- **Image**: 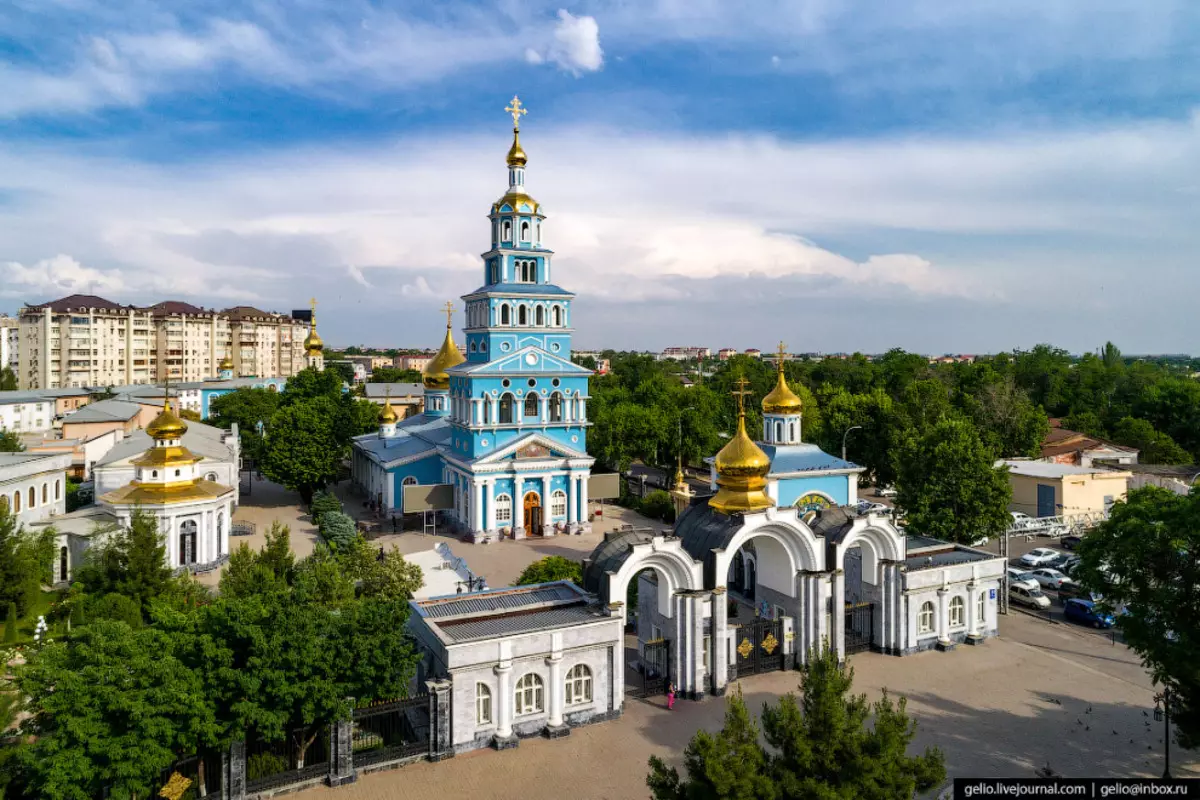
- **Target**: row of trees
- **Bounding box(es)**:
[0,512,425,800]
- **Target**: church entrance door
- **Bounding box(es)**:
[524,492,542,535]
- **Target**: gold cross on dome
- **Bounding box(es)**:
[442,301,456,327]
[731,375,752,415]
[505,95,528,130]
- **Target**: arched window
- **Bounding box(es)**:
[55,479,61,500]
[549,393,563,422]
[518,305,528,326]
[482,397,492,424]
[403,476,418,487]
[949,596,965,628]
[918,601,935,634]
[552,306,562,326]
[41,483,47,504]
[476,683,492,725]
[28,487,35,508]
[500,305,510,326]
[179,519,198,566]
[503,220,512,241]
[499,393,514,424]
[59,546,69,582]
[206,472,218,482]
[217,513,223,541]
[514,673,544,715]
[495,493,512,524]
[789,422,797,440]
[535,305,544,326]
[775,421,783,441]
[12,492,20,512]
[976,591,985,627]
[551,490,567,518]
[481,341,488,353]
[520,221,530,241]
[470,341,477,353]
[524,393,539,419]
[565,664,592,705]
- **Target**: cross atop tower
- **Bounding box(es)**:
[442,301,456,327]
[505,95,528,130]
[776,341,787,373]
[732,375,752,416]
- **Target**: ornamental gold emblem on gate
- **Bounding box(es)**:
[737,637,754,659]
[159,772,192,800]
[761,632,779,655]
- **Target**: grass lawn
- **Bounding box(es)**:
[0,590,64,645]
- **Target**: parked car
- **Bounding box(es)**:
[1044,552,1074,570]
[1060,556,1082,577]
[1010,584,1051,609]
[1057,582,1100,604]
[1060,534,1083,550]
[1006,567,1040,592]
[1019,547,1063,568]
[1029,568,1074,590]
[858,501,891,516]
[1010,512,1035,529]
[1063,598,1116,629]
[875,486,898,498]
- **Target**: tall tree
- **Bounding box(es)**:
[514,556,583,586]
[966,375,1049,458]
[279,367,344,407]
[1109,417,1191,464]
[0,499,56,617]
[261,395,346,503]
[895,418,1012,544]
[0,430,23,453]
[0,367,16,391]
[208,387,281,462]
[1076,487,1200,749]
[71,510,173,620]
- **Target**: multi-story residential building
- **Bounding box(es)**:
[0,315,18,375]
[393,352,435,371]
[16,295,309,389]
[659,346,711,361]
[717,347,738,360]
[344,354,394,373]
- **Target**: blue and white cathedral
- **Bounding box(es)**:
[351,97,595,542]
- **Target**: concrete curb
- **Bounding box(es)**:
[1008,606,1061,625]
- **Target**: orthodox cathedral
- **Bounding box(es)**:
[351,98,595,542]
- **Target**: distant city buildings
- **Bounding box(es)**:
[394,352,435,372]
[659,346,711,361]
[15,294,309,390]
[0,315,18,374]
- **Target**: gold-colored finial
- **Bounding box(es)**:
[442,301,456,328]
[732,376,752,416]
[422,301,467,391]
[776,341,787,371]
[505,95,528,130]
[709,374,773,515]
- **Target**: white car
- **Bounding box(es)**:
[875,486,898,498]
[858,502,891,516]
[1006,567,1039,591]
[1010,512,1035,529]
[1020,547,1062,568]
[1029,568,1073,590]
[1009,584,1051,609]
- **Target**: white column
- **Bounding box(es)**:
[937,587,950,645]
[472,480,484,534]
[690,594,705,698]
[966,582,977,637]
[546,653,564,727]
[832,568,846,661]
[485,479,496,531]
[495,662,514,739]
[712,587,728,694]
[878,561,891,653]
[579,473,589,524]
[540,395,548,423]
[578,398,586,421]
[891,565,903,652]
[542,475,553,533]
[513,479,525,532]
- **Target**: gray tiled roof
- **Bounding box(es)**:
[64,399,142,423]
[95,420,232,466]
[435,604,604,643]
[420,581,582,620]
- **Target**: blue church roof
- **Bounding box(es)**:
[464,283,574,297]
[354,413,451,465]
[760,443,860,475]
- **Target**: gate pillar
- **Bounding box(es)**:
[426,679,456,760]
[710,587,728,696]
[780,616,796,671]
[328,705,356,787]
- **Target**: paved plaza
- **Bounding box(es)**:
[223,480,1198,798]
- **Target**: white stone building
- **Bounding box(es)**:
[0,452,70,526]
[0,391,54,434]
[407,582,623,753]
[405,543,488,599]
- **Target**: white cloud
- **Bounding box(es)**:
[546,10,603,74]
[0,255,128,298]
[524,48,544,65]
[770,55,781,68]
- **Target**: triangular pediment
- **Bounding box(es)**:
[454,346,592,376]
[476,432,588,464]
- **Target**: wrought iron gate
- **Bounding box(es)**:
[734,618,783,676]
[844,601,875,654]
[351,695,431,768]
[631,638,671,698]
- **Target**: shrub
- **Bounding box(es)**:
[87,593,144,629]
[309,490,343,527]
[320,511,357,551]
[3,603,16,643]
[247,751,289,781]
[638,490,675,523]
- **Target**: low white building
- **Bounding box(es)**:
[900,536,1004,653]
[407,582,623,753]
[0,452,70,525]
[405,543,487,599]
[91,419,240,498]
[0,391,54,434]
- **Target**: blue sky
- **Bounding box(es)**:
[1,0,1198,353]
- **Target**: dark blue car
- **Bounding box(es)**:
[1062,598,1115,629]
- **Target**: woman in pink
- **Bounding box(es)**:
[667,682,676,710]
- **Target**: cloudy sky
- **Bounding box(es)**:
[1,1,1197,354]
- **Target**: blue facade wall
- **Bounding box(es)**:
[774,474,851,508]
[391,455,448,512]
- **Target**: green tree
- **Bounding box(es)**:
[514,556,583,586]
[896,418,1012,544]
[2,603,15,644]
[208,387,281,462]
[0,431,22,453]
[1061,410,1107,438]
[0,500,56,617]
[280,367,344,407]
[368,367,422,383]
[14,620,216,800]
[1109,417,1192,464]
[319,511,357,551]
[639,490,675,523]
[818,388,907,487]
[648,688,775,800]
[338,537,424,601]
[70,510,173,620]
[1076,487,1200,748]
[967,376,1049,458]
[308,489,343,527]
[0,367,16,391]
[261,396,345,503]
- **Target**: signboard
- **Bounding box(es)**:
[588,472,621,501]
[402,483,454,512]
[989,588,996,600]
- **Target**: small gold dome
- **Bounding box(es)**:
[507,129,527,168]
[762,368,803,415]
[379,396,399,425]
[422,322,466,391]
[492,190,540,215]
[218,355,234,372]
[147,398,188,441]
[710,382,774,515]
[304,327,324,357]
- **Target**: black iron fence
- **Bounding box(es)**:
[157,749,223,798]
[230,521,256,537]
[244,726,330,794]
[351,695,431,768]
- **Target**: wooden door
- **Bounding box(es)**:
[524,492,542,534]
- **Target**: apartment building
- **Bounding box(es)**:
[0,315,18,375]
[659,346,711,361]
[17,295,310,389]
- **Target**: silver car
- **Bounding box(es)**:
[1010,584,1051,609]
[1029,568,1073,590]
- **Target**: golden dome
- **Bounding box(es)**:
[709,380,773,515]
[421,312,466,391]
[507,129,527,168]
[379,394,399,425]
[492,190,540,215]
[218,355,234,372]
[762,364,802,416]
[146,397,188,441]
[304,327,324,357]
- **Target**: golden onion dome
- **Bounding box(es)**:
[218,354,234,372]
[762,366,803,415]
[709,382,774,515]
[421,322,466,391]
[507,129,527,168]
[303,326,324,356]
[379,395,399,425]
[492,190,540,215]
[146,398,188,441]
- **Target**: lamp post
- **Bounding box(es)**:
[842,425,863,463]
[1155,687,1173,779]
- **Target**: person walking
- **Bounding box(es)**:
[667,682,676,710]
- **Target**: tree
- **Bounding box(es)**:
[261,396,345,503]
[1109,417,1192,465]
[308,489,343,527]
[639,490,675,523]
[368,367,422,383]
[648,688,775,800]
[1076,487,1200,748]
[967,376,1049,458]
[0,367,16,391]
[895,418,1012,544]
[319,511,357,551]
[0,431,22,453]
[70,510,173,620]
[208,387,281,463]
[280,367,344,407]
[179,408,202,422]
[338,537,424,601]
[514,556,583,586]
[2,603,16,644]
[0,500,55,617]
[648,648,945,800]
[13,620,216,800]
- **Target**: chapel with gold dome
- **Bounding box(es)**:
[350,95,595,541]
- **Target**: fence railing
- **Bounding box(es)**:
[244,726,331,794]
[158,749,223,798]
[1004,511,1109,538]
[231,521,256,537]
[351,695,431,768]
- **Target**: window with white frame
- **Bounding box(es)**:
[476,683,492,725]
[565,664,592,705]
[551,490,567,517]
[552,305,562,326]
[514,673,544,715]
[918,601,935,634]
[495,493,512,524]
[976,592,985,626]
[949,596,965,628]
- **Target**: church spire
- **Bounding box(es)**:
[710,377,773,515]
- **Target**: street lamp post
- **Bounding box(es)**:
[1155,687,1173,779]
[842,425,863,463]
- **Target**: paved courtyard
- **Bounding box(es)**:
[223,481,1198,798]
